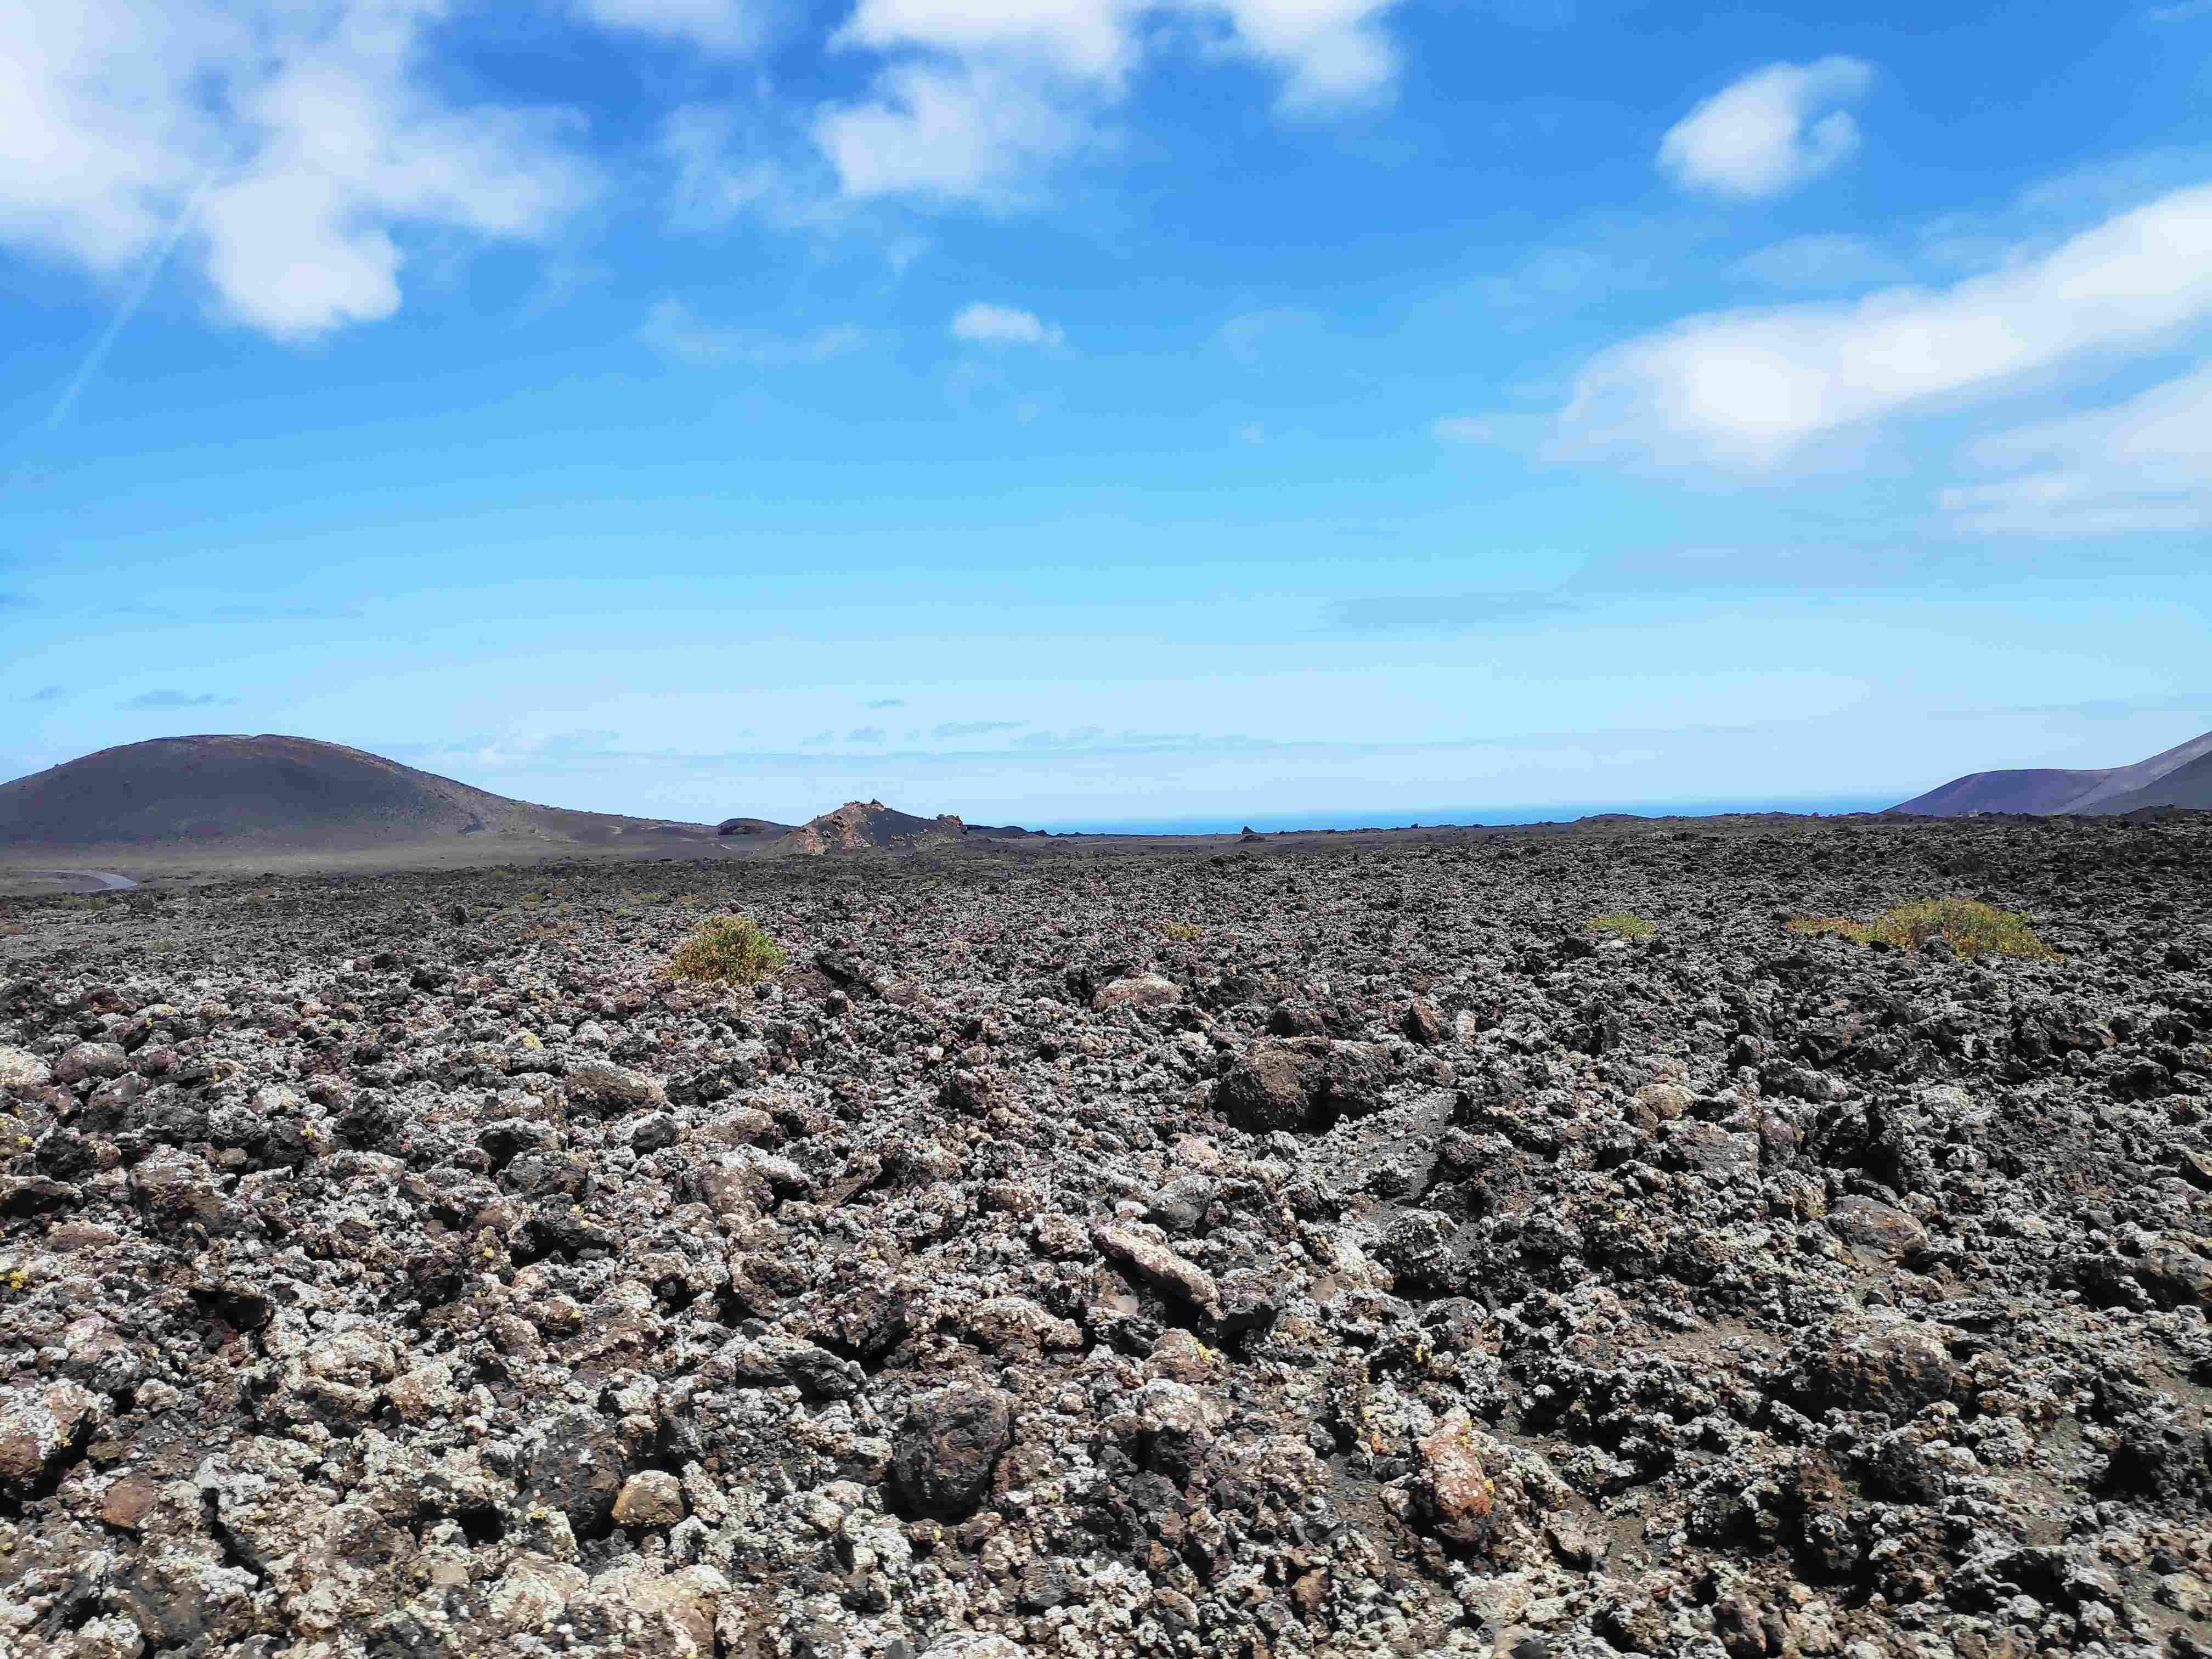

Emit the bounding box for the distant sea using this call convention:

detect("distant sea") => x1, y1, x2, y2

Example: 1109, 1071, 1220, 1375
1031, 793, 1904, 837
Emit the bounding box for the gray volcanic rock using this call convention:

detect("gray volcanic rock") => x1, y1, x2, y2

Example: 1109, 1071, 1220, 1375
1, 810, 2210, 1659
890, 1386, 1014, 1519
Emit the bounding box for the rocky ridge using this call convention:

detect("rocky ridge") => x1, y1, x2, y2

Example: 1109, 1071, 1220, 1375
2, 812, 2211, 1659
787, 803, 970, 857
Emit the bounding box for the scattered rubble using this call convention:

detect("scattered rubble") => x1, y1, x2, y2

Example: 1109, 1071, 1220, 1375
3, 810, 2211, 1657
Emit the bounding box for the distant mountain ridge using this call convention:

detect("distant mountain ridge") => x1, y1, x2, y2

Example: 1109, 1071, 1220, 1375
0, 734, 718, 848
1893, 726, 2212, 817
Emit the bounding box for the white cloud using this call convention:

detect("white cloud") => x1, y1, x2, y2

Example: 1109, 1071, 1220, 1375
572, 0, 763, 53
1657, 57, 1873, 201
637, 298, 872, 364
837, 0, 1146, 83
1211, 0, 1401, 111
815, 0, 1401, 206
1941, 359, 2212, 536
0, 0, 594, 339
950, 301, 1063, 347
815, 60, 1093, 204
1558, 182, 2212, 469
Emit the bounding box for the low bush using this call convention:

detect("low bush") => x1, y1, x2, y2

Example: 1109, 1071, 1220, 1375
669, 912, 788, 986
1788, 897, 2054, 960
1588, 912, 1655, 940
1162, 921, 1203, 941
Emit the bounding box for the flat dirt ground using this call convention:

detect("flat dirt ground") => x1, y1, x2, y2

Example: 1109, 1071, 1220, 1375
4, 810, 2212, 1659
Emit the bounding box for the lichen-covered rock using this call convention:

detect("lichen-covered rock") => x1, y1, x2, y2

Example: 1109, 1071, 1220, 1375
611, 1469, 686, 1527
51, 1040, 128, 1084
0, 1380, 101, 1494
0, 1045, 52, 1089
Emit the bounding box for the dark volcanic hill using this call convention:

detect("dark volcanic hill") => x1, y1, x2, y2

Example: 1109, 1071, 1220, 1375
1893, 724, 2212, 816
783, 798, 969, 854
0, 734, 714, 848
2100, 746, 2212, 813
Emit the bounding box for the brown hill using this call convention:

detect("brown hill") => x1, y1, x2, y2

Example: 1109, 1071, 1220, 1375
783, 799, 968, 855
1893, 726, 2212, 817
0, 734, 715, 848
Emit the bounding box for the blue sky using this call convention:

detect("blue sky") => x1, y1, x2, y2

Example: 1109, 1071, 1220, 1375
2, 0, 2208, 827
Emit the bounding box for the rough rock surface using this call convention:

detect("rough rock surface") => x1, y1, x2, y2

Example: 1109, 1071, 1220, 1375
3, 811, 2212, 1659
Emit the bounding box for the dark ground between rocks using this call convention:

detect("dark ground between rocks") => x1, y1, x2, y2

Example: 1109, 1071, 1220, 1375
3, 812, 2212, 1659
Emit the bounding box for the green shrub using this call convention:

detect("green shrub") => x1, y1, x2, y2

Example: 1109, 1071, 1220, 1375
1788, 897, 2054, 960
669, 912, 787, 986
1162, 920, 1203, 942
1588, 912, 1655, 941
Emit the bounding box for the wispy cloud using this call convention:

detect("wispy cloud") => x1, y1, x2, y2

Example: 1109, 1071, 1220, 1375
1733, 233, 1902, 291
1017, 725, 1107, 748
1657, 58, 1874, 201
125, 689, 235, 709
573, 0, 765, 53
1941, 357, 2212, 536
19, 685, 64, 703
847, 725, 887, 742
864, 696, 905, 708
638, 298, 874, 366
950, 302, 1063, 349
934, 719, 1026, 739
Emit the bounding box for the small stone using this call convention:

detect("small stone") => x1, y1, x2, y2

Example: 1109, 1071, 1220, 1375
1826, 1196, 1929, 1261
1093, 974, 1182, 1012
1418, 1408, 1494, 1549
890, 1386, 1014, 1520
1018, 1558, 1072, 1610
1145, 1328, 1216, 1383
565, 1058, 667, 1114
0, 1381, 101, 1495
1401, 998, 1446, 1046
1217, 1042, 1316, 1132
920, 1635, 1028, 1659
1143, 1173, 1215, 1234
99, 1474, 159, 1531
1093, 1222, 1218, 1313
52, 1042, 129, 1085
0, 1046, 53, 1089
612, 1469, 686, 1527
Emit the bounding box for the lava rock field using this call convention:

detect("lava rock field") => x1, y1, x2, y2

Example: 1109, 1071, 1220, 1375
4, 812, 2212, 1659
